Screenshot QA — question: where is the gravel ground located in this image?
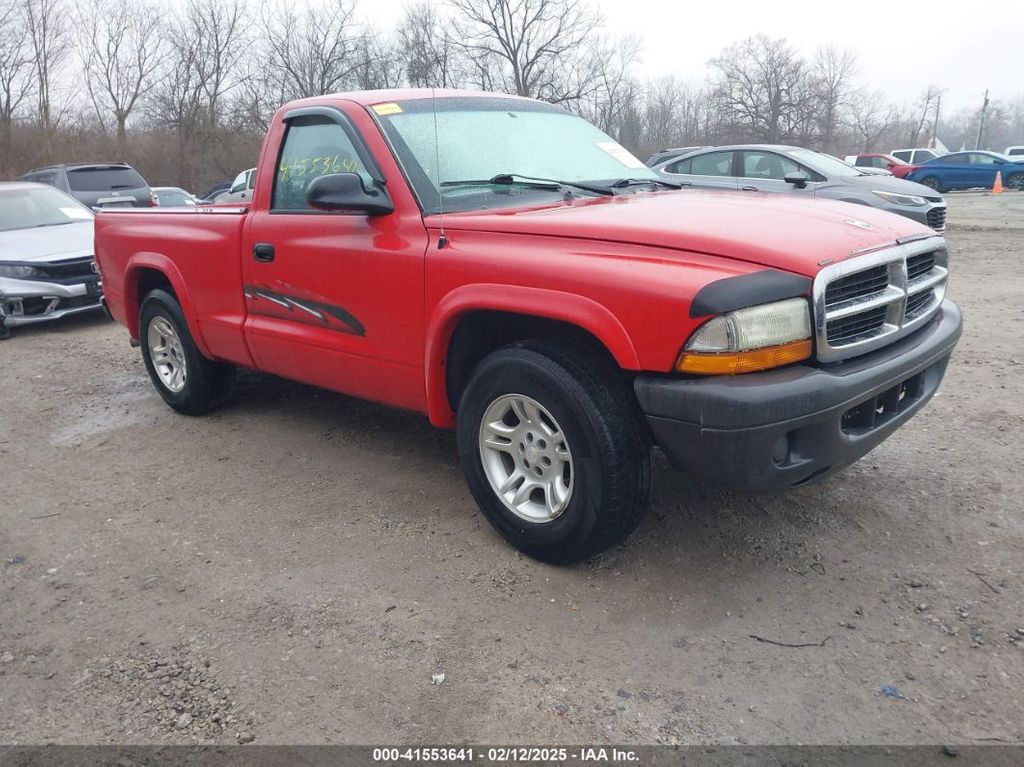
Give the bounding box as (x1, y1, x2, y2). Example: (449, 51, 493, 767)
(1, 196, 1022, 745)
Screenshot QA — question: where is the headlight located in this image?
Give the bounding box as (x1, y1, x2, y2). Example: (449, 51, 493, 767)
(872, 190, 927, 207)
(677, 297, 812, 375)
(0, 264, 42, 278)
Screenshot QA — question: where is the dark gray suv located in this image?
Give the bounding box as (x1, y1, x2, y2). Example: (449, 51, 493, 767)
(19, 163, 154, 208)
(652, 145, 947, 233)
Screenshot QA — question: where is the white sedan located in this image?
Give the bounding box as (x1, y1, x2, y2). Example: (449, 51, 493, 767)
(0, 182, 103, 338)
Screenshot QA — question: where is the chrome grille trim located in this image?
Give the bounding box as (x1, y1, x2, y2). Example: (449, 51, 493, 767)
(813, 236, 948, 362)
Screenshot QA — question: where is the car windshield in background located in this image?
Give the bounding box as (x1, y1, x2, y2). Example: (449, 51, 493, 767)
(790, 149, 862, 177)
(373, 97, 657, 213)
(156, 190, 193, 206)
(67, 167, 147, 191)
(0, 186, 94, 232)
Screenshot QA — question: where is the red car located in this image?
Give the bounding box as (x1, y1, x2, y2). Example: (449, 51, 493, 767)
(851, 153, 917, 179)
(94, 89, 961, 563)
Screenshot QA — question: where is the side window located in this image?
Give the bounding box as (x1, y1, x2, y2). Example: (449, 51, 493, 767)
(892, 151, 910, 162)
(970, 153, 997, 165)
(689, 151, 734, 177)
(741, 151, 799, 180)
(33, 172, 57, 186)
(854, 156, 870, 167)
(273, 116, 368, 211)
(247, 170, 257, 190)
(664, 158, 691, 174)
(942, 153, 965, 164)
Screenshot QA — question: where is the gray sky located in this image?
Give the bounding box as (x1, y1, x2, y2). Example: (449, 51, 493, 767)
(362, 0, 1023, 113)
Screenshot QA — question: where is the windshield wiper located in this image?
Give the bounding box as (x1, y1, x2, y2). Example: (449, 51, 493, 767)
(440, 173, 613, 196)
(611, 177, 685, 190)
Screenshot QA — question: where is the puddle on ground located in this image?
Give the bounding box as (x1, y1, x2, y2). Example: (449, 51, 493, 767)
(49, 375, 152, 447)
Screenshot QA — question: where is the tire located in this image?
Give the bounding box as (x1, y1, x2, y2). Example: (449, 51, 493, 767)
(457, 340, 651, 564)
(139, 289, 234, 415)
(1006, 173, 1024, 191)
(919, 176, 942, 193)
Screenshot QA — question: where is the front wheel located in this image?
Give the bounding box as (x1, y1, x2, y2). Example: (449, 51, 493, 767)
(457, 340, 651, 564)
(1006, 172, 1024, 190)
(139, 289, 234, 415)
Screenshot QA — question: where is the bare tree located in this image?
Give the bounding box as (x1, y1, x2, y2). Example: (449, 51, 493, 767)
(397, 2, 465, 88)
(0, 0, 34, 172)
(23, 0, 69, 132)
(77, 0, 164, 145)
(255, 0, 363, 99)
(581, 35, 642, 138)
(352, 33, 405, 91)
(709, 35, 813, 144)
(906, 84, 943, 147)
(811, 43, 857, 153)
(849, 89, 893, 151)
(449, 0, 602, 104)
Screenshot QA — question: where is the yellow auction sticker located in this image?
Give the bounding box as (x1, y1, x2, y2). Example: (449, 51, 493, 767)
(371, 103, 403, 116)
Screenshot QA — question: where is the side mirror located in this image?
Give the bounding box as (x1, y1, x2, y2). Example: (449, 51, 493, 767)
(784, 172, 809, 188)
(305, 173, 393, 216)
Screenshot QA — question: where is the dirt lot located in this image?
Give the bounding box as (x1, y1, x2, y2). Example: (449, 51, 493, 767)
(1, 195, 1022, 746)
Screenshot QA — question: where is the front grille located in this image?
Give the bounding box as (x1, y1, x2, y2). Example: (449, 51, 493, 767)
(826, 305, 889, 345)
(34, 258, 96, 282)
(814, 238, 948, 362)
(825, 265, 889, 306)
(907, 253, 935, 281)
(926, 206, 946, 232)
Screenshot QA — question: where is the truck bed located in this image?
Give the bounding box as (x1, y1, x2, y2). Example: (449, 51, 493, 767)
(93, 206, 254, 367)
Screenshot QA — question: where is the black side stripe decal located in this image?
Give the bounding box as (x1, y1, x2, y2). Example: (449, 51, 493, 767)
(689, 270, 812, 318)
(244, 285, 366, 337)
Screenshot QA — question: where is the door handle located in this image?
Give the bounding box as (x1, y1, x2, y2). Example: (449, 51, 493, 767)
(741, 185, 758, 191)
(253, 243, 275, 262)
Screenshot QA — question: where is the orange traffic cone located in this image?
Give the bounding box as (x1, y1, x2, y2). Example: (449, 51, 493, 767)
(992, 172, 1004, 194)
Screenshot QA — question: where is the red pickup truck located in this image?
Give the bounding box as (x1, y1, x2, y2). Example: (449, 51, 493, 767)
(95, 89, 962, 563)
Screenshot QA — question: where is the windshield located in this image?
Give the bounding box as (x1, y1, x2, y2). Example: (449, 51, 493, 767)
(789, 149, 861, 177)
(0, 185, 94, 232)
(373, 96, 656, 213)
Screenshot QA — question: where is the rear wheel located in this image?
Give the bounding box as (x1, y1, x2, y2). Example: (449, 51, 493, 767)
(1006, 172, 1024, 191)
(457, 340, 651, 564)
(139, 289, 234, 415)
(919, 176, 942, 192)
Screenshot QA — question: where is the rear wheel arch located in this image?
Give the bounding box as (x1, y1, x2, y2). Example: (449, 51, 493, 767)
(124, 257, 210, 357)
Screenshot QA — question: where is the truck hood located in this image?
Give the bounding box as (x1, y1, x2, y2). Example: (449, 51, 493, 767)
(435, 190, 934, 277)
(0, 221, 95, 263)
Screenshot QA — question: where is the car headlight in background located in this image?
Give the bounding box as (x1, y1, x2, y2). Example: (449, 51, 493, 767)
(677, 297, 812, 375)
(872, 190, 927, 207)
(0, 264, 42, 279)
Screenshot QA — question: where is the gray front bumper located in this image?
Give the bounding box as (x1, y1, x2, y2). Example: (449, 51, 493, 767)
(634, 300, 962, 492)
(0, 276, 104, 326)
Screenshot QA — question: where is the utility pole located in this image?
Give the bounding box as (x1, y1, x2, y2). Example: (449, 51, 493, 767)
(932, 93, 942, 149)
(975, 89, 989, 150)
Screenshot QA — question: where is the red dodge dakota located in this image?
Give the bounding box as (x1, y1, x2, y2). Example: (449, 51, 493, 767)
(94, 89, 962, 563)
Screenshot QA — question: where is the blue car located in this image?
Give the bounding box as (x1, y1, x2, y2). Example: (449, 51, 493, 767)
(907, 151, 1024, 192)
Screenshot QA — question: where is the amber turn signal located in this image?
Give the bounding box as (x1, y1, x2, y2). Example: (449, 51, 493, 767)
(675, 338, 813, 375)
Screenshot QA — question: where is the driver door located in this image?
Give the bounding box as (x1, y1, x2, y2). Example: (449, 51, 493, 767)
(241, 106, 429, 411)
(737, 150, 816, 196)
